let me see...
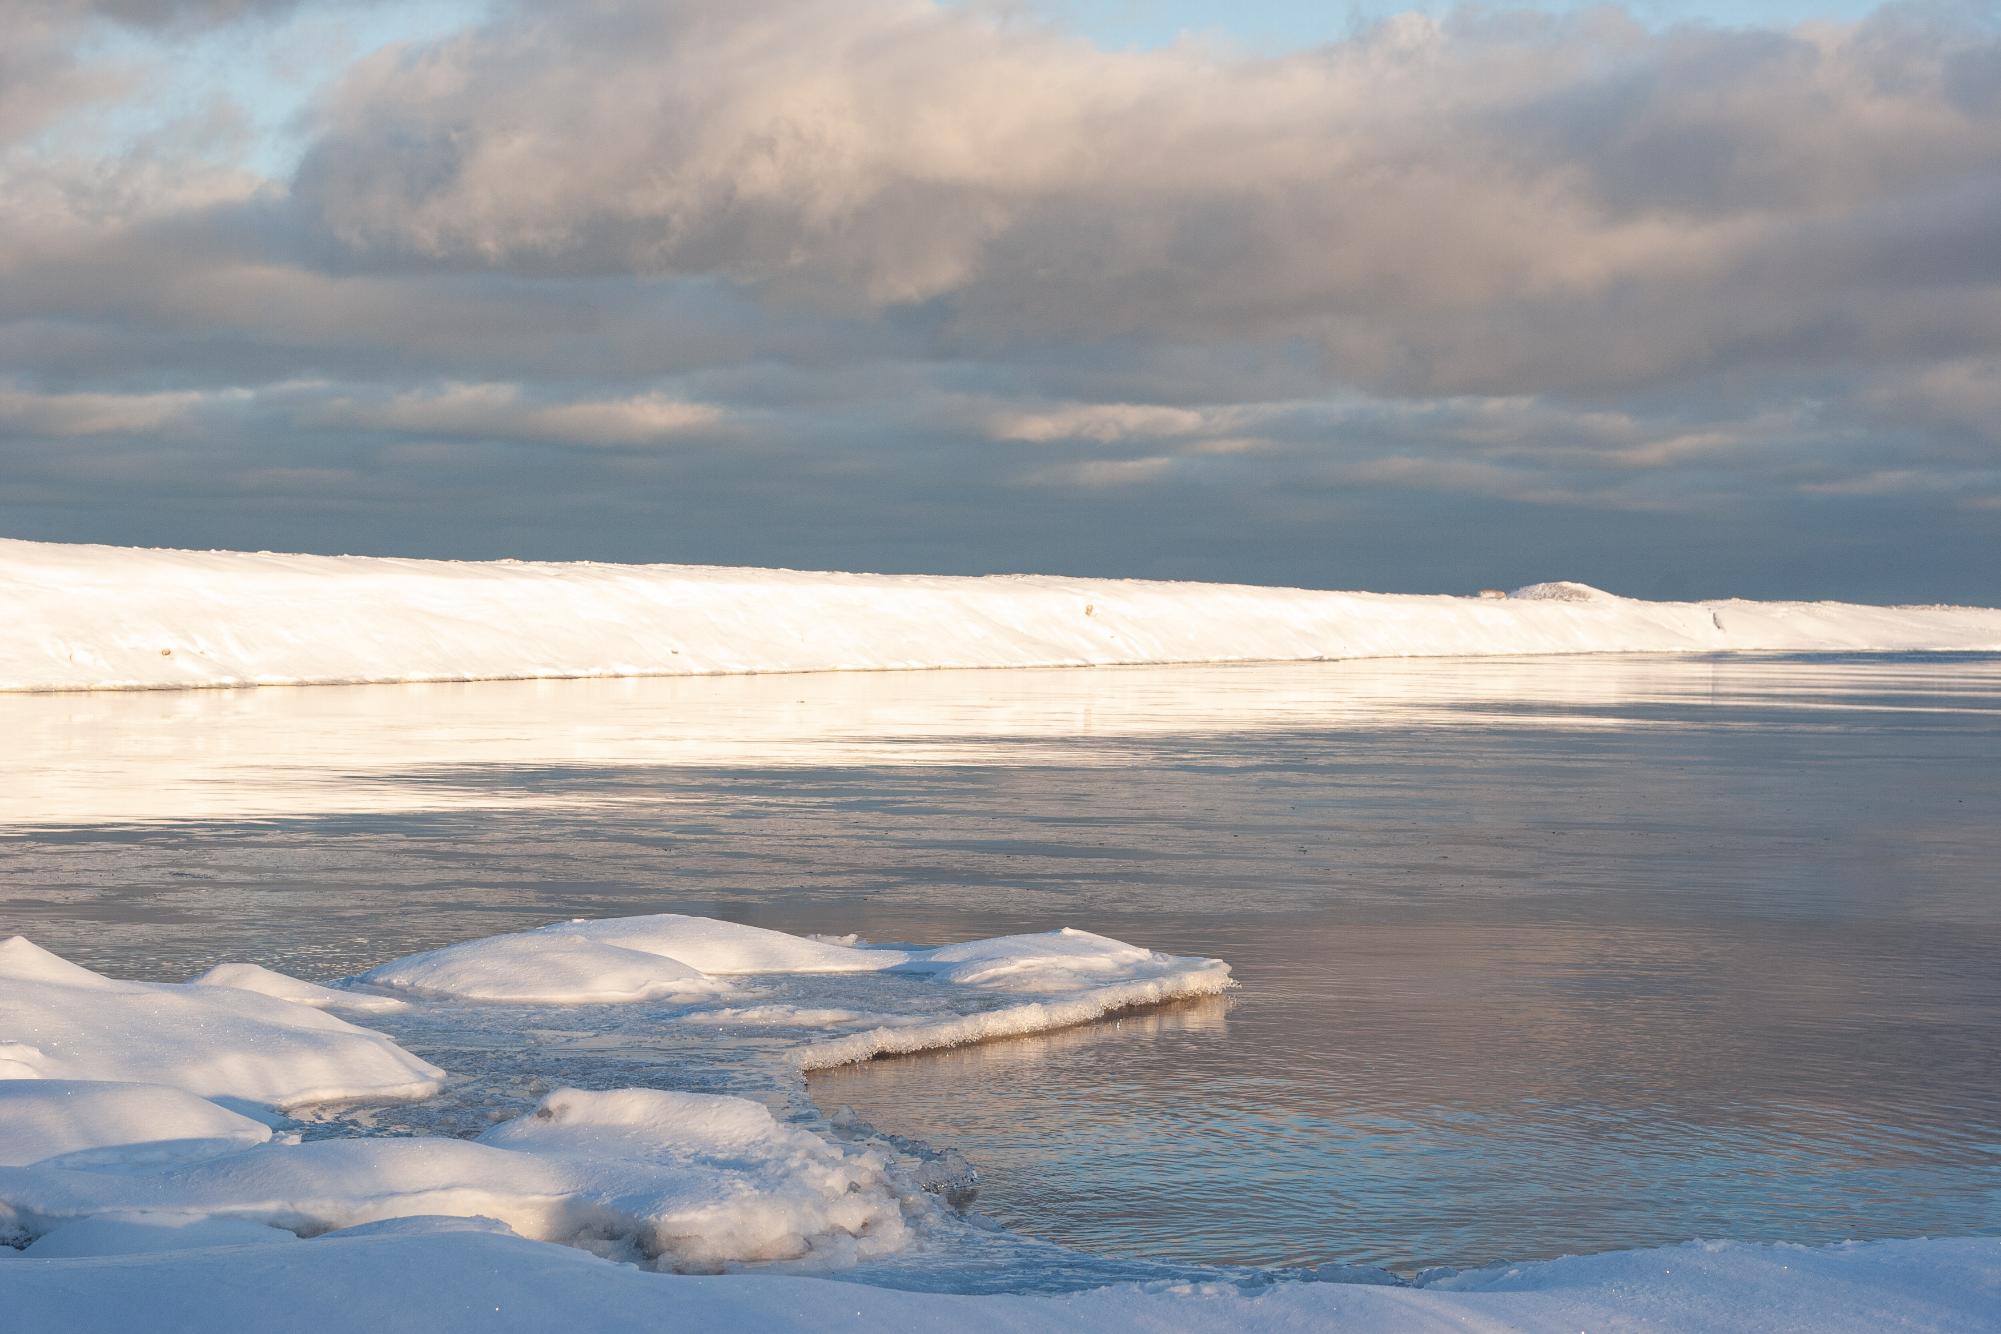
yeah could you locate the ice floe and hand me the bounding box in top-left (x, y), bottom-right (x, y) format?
top-left (6, 537), bottom-right (2000, 692)
top-left (351, 917), bottom-right (1233, 1064)
top-left (0, 937), bottom-right (443, 1109)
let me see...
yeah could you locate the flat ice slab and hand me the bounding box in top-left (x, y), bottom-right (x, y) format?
top-left (6, 538), bottom-right (1998, 692)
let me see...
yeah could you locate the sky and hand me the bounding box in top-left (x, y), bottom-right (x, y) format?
top-left (1, 1), bottom-right (1997, 601)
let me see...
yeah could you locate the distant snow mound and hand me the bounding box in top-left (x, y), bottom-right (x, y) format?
top-left (1510, 581), bottom-right (1614, 602)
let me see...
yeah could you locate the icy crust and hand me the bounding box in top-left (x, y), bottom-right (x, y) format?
top-left (795, 972), bottom-right (1236, 1069)
top-left (0, 1081), bottom-right (274, 1169)
top-left (2, 1230), bottom-right (1998, 1333)
top-left (0, 1088), bottom-right (906, 1271)
top-left (5, 537), bottom-right (2000, 693)
top-left (0, 938), bottom-right (443, 1109)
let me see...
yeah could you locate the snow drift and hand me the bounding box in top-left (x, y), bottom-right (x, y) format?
top-left (5, 538), bottom-right (1998, 693)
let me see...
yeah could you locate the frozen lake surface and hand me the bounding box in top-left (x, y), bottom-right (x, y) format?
top-left (4, 654), bottom-right (1998, 1282)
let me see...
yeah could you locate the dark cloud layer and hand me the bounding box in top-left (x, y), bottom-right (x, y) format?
top-left (2, 1), bottom-right (1998, 600)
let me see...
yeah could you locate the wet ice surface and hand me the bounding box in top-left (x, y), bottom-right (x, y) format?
top-left (3, 654), bottom-right (1999, 1282)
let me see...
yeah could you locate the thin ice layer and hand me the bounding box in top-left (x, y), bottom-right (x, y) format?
top-left (0, 938), bottom-right (443, 1109)
top-left (0, 1087), bottom-right (907, 1271)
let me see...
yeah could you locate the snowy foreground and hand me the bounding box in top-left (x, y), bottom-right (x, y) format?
top-left (4, 915), bottom-right (1998, 1331)
top-left (6, 537), bottom-right (2000, 692)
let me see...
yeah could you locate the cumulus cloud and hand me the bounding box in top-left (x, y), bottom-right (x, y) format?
top-left (292, 1), bottom-right (2001, 397)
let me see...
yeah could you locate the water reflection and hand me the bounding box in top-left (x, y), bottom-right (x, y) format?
top-left (2, 654), bottom-right (1998, 1274)
top-left (11, 653), bottom-right (1998, 827)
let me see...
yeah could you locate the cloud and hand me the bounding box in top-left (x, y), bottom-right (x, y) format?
top-left (0, 385), bottom-right (217, 435)
top-left (1, 1), bottom-right (1998, 602)
top-left (292, 2), bottom-right (2001, 397)
top-left (987, 402), bottom-right (1223, 443)
top-left (1022, 455), bottom-right (1179, 488)
top-left (306, 382), bottom-right (725, 446)
top-left (1861, 357), bottom-right (2001, 441)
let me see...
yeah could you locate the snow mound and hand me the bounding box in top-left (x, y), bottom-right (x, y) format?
top-left (555, 915), bottom-right (909, 974)
top-left (0, 1087), bottom-right (906, 1271)
top-left (898, 927), bottom-right (1191, 993)
top-left (5, 538), bottom-right (1999, 693)
top-left (1509, 580), bottom-right (1612, 602)
top-left (0, 1080), bottom-right (274, 1169)
top-left (192, 963), bottom-right (408, 1015)
top-left (350, 930), bottom-right (737, 1005)
top-left (0, 937), bottom-right (444, 1109)
top-left (352, 914), bottom-right (914, 1003)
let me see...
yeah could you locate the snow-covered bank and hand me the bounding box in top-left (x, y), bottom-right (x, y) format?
top-left (6, 537), bottom-right (1998, 693)
top-left (4, 1226), bottom-right (1998, 1333)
